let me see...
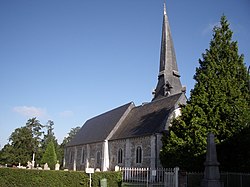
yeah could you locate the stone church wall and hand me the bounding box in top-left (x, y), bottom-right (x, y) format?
top-left (109, 135), bottom-right (154, 170)
top-left (65, 134), bottom-right (163, 171)
top-left (64, 142), bottom-right (103, 171)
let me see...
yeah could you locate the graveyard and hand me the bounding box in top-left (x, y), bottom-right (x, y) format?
top-left (0, 1), bottom-right (249, 187)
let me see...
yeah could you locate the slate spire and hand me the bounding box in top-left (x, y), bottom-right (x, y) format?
top-left (152, 3), bottom-right (183, 101)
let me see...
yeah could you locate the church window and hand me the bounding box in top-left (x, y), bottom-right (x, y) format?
top-left (136, 146), bottom-right (142, 164)
top-left (96, 151), bottom-right (101, 166)
top-left (81, 148), bottom-right (85, 164)
top-left (118, 148), bottom-right (123, 164)
top-left (70, 151), bottom-right (74, 164)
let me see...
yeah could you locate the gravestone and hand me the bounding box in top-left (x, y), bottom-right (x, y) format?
top-left (115, 165), bottom-right (120, 171)
top-left (44, 163), bottom-right (50, 170)
top-left (31, 160), bottom-right (35, 169)
top-left (36, 164), bottom-right (42, 170)
top-left (27, 161), bottom-right (32, 169)
top-left (201, 133), bottom-right (223, 187)
top-left (55, 161), bottom-right (60, 170)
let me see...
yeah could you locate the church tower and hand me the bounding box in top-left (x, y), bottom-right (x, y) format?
top-left (152, 3), bottom-right (183, 101)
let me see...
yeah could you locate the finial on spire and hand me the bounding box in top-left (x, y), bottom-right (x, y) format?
top-left (163, 1), bottom-right (167, 15)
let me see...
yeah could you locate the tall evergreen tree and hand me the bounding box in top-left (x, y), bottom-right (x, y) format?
top-left (41, 120), bottom-right (61, 165)
top-left (43, 120), bottom-right (56, 145)
top-left (0, 144), bottom-right (13, 165)
top-left (25, 118), bottom-right (44, 164)
top-left (0, 118), bottom-right (44, 166)
top-left (41, 141), bottom-right (57, 170)
top-left (160, 15), bottom-right (250, 171)
top-left (0, 126), bottom-right (34, 165)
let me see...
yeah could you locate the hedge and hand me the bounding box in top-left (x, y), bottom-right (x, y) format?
top-left (0, 168), bottom-right (122, 187)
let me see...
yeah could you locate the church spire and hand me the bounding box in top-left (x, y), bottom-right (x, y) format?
top-left (152, 3), bottom-right (183, 101)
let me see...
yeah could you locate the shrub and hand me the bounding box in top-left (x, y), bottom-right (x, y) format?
top-left (0, 168), bottom-right (122, 187)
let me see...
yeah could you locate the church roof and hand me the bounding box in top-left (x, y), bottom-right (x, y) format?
top-left (66, 93), bottom-right (184, 147)
top-left (66, 102), bottom-right (133, 146)
top-left (110, 93), bottom-right (183, 140)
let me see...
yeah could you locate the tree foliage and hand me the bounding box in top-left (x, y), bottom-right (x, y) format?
top-left (160, 15), bottom-right (250, 171)
top-left (25, 118), bottom-right (44, 163)
top-left (58, 126), bottom-right (80, 164)
top-left (42, 120), bottom-right (56, 147)
top-left (40, 120), bottom-right (61, 165)
top-left (0, 118), bottom-right (80, 167)
top-left (217, 125), bottom-right (250, 172)
top-left (61, 126), bottom-right (81, 146)
top-left (0, 118), bottom-right (55, 166)
top-left (41, 141), bottom-right (57, 170)
top-left (0, 126), bottom-right (34, 165)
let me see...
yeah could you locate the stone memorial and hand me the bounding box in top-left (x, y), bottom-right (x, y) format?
top-left (201, 133), bottom-right (223, 187)
top-left (44, 163), bottom-right (50, 170)
top-left (27, 161), bottom-right (32, 169)
top-left (115, 165), bottom-right (120, 171)
top-left (31, 160), bottom-right (35, 169)
top-left (55, 161), bottom-right (60, 170)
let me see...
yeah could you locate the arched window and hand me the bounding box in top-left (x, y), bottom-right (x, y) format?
top-left (81, 148), bottom-right (85, 164)
top-left (70, 151), bottom-right (74, 164)
top-left (136, 146), bottom-right (142, 164)
top-left (118, 148), bottom-right (123, 164)
top-left (96, 151), bottom-right (101, 168)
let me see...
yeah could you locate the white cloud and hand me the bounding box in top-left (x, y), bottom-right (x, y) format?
top-left (13, 106), bottom-right (47, 118)
top-left (202, 22), bottom-right (220, 36)
top-left (59, 110), bottom-right (74, 118)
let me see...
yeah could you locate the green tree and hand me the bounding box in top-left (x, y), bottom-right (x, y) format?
top-left (41, 120), bottom-right (61, 164)
top-left (41, 141), bottom-right (57, 170)
top-left (61, 126), bottom-right (81, 146)
top-left (0, 126), bottom-right (34, 165)
top-left (26, 118), bottom-right (44, 146)
top-left (160, 15), bottom-right (250, 171)
top-left (43, 120), bottom-right (56, 146)
top-left (0, 144), bottom-right (14, 165)
top-left (25, 118), bottom-right (44, 163)
top-left (58, 126), bottom-right (80, 165)
top-left (217, 125), bottom-right (250, 172)
top-left (0, 118), bottom-right (45, 166)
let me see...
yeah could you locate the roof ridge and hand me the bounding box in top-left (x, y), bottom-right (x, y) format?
top-left (86, 102), bottom-right (133, 122)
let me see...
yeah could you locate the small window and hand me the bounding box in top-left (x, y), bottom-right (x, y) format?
top-left (70, 151), bottom-right (74, 164)
top-left (118, 148), bottom-right (123, 164)
top-left (81, 148), bottom-right (85, 164)
top-left (136, 146), bottom-right (142, 164)
top-left (96, 151), bottom-right (101, 167)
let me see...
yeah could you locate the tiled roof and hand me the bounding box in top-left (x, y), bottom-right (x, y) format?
top-left (66, 93), bottom-right (184, 147)
top-left (66, 102), bottom-right (133, 146)
top-left (110, 93), bottom-right (183, 140)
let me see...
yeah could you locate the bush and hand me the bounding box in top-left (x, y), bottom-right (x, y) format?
top-left (92, 171), bottom-right (122, 186)
top-left (0, 168), bottom-right (122, 187)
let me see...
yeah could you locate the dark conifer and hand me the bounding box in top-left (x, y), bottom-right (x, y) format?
top-left (160, 15), bottom-right (250, 171)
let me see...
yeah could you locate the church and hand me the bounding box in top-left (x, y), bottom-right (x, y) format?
top-left (64, 4), bottom-right (186, 171)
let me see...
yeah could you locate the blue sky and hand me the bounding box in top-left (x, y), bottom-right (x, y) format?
top-left (0, 0), bottom-right (249, 149)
